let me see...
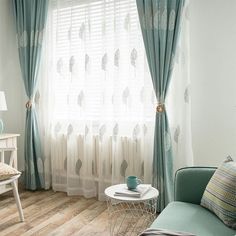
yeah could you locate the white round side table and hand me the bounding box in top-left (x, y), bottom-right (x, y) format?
top-left (105, 184), bottom-right (159, 236)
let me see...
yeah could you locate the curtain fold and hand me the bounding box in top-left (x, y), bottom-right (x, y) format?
top-left (167, 0), bottom-right (194, 173)
top-left (12, 0), bottom-right (48, 190)
top-left (136, 0), bottom-right (185, 211)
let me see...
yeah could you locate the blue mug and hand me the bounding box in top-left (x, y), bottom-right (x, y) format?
top-left (126, 176), bottom-right (142, 189)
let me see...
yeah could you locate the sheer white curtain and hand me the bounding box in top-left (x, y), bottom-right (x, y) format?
top-left (38, 0), bottom-right (155, 200)
top-left (167, 0), bottom-right (194, 172)
top-left (38, 0), bottom-right (193, 200)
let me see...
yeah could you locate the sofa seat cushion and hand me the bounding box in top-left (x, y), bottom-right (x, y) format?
top-left (151, 202), bottom-right (236, 236)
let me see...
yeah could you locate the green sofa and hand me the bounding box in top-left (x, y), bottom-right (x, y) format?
top-left (151, 167), bottom-right (236, 236)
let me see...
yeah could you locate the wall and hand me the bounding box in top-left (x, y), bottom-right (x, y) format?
top-left (0, 0), bottom-right (25, 170)
top-left (189, 0), bottom-right (236, 166)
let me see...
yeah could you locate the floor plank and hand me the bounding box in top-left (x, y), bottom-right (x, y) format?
top-left (0, 189), bottom-right (154, 235)
top-left (72, 210), bottom-right (110, 236)
top-left (0, 189), bottom-right (110, 236)
top-left (48, 200), bottom-right (107, 236)
top-left (22, 198), bottom-right (97, 236)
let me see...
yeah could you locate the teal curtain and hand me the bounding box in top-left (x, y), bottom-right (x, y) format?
top-left (12, 0), bottom-right (48, 190)
top-left (136, 0), bottom-right (185, 211)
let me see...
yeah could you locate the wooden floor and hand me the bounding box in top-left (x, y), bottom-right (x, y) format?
top-left (0, 189), bottom-right (110, 236)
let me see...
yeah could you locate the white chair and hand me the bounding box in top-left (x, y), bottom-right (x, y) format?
top-left (0, 174), bottom-right (24, 222)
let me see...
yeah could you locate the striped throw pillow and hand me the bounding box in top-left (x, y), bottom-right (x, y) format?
top-left (201, 157), bottom-right (236, 229)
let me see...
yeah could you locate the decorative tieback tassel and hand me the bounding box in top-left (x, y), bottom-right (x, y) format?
top-left (25, 100), bottom-right (33, 109)
top-left (156, 103), bottom-right (165, 113)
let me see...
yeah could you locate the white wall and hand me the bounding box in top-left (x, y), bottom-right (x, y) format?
top-left (190, 0), bottom-right (236, 166)
top-left (0, 0), bottom-right (25, 170)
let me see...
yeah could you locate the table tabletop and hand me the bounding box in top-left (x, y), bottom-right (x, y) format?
top-left (105, 184), bottom-right (159, 202)
top-left (0, 134), bottom-right (20, 140)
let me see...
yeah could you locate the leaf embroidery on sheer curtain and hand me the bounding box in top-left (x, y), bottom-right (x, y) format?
top-left (166, 0), bottom-right (194, 172)
top-left (39, 0), bottom-right (155, 198)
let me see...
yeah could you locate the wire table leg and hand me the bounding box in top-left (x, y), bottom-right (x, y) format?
top-left (106, 198), bottom-right (157, 236)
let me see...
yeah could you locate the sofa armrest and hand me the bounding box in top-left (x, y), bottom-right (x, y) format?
top-left (174, 167), bottom-right (216, 204)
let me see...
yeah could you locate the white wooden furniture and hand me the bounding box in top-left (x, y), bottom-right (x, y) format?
top-left (105, 184), bottom-right (159, 235)
top-left (0, 134), bottom-right (24, 221)
top-left (0, 134), bottom-right (20, 194)
top-left (0, 174), bottom-right (24, 221)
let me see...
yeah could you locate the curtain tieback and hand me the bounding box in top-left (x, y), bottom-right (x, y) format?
top-left (156, 103), bottom-right (165, 113)
top-left (25, 100), bottom-right (34, 109)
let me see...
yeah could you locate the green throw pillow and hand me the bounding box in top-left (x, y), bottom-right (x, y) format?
top-left (201, 157), bottom-right (236, 229)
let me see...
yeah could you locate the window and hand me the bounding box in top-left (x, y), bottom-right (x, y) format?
top-left (48, 0), bottom-right (154, 125)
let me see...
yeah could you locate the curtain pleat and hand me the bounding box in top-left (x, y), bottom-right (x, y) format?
top-left (12, 0), bottom-right (48, 190)
top-left (136, 0), bottom-right (185, 211)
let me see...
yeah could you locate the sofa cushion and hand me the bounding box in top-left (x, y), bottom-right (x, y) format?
top-left (201, 158), bottom-right (236, 229)
top-left (151, 202), bottom-right (236, 236)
